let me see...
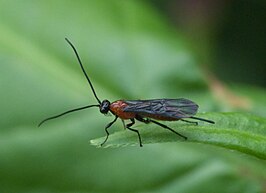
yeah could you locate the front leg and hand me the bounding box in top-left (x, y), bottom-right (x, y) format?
top-left (101, 116), bottom-right (118, 146)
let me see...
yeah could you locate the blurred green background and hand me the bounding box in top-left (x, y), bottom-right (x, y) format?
top-left (0, 1), bottom-right (265, 193)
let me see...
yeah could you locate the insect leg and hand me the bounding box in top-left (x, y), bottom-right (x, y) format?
top-left (191, 116), bottom-right (215, 124)
top-left (135, 115), bottom-right (150, 124)
top-left (150, 120), bottom-right (187, 140)
top-left (136, 115), bottom-right (187, 140)
top-left (126, 119), bottom-right (143, 147)
top-left (121, 119), bottom-right (126, 130)
top-left (180, 119), bottom-right (198, 125)
top-left (101, 116), bottom-right (118, 146)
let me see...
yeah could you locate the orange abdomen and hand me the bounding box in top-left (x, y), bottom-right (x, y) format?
top-left (109, 100), bottom-right (135, 120)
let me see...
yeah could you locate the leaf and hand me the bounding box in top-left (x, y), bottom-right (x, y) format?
top-left (91, 112), bottom-right (266, 160)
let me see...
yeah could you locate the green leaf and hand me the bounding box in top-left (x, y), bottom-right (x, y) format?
top-left (91, 112), bottom-right (266, 159)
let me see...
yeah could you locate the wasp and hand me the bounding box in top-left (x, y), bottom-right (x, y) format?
top-left (39, 38), bottom-right (215, 147)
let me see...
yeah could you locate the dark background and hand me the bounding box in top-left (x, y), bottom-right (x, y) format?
top-left (153, 0), bottom-right (266, 87)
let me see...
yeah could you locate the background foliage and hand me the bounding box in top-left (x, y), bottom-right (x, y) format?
top-left (0, 1), bottom-right (265, 192)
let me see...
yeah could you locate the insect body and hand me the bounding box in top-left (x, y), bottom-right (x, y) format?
top-left (39, 38), bottom-right (215, 147)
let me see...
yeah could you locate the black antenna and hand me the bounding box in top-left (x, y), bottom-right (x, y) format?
top-left (38, 38), bottom-right (102, 127)
top-left (38, 104), bottom-right (99, 127)
top-left (65, 38), bottom-right (101, 104)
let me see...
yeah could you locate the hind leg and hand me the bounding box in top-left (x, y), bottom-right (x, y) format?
top-left (136, 115), bottom-right (187, 140)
